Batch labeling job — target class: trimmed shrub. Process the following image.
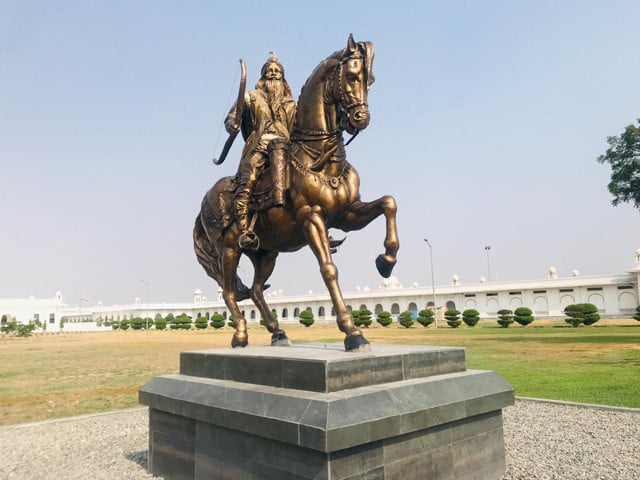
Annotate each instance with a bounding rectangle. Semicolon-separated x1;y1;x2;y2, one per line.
376;311;393;327
130;317;145;330
210;313;226;329
634;306;640;322
172;314;192;330
359;309;373;328
195;316;208;329
299;309;315;327
497;309;514;328
514;307;534;327
154;317;167;330
445;309;461;328
352;309;363;327
564;303;600;327
112;321;120;330
462;309;480;327
398;311;414;328
165;313;175;324
120;319;130;331
417;309;435;327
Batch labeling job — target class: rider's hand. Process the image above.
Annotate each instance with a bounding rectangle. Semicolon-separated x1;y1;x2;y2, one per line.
226;122;240;135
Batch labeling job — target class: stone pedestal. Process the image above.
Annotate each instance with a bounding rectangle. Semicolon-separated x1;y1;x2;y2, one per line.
139;344;514;480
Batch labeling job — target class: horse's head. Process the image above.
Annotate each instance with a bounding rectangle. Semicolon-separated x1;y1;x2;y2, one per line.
329;34;375;135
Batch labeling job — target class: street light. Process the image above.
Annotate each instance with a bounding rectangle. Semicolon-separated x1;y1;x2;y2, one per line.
424;238;438;328
141;280;149;329
484;245;492;282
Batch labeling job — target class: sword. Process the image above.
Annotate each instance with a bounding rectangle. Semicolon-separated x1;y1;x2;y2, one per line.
213;59;246;165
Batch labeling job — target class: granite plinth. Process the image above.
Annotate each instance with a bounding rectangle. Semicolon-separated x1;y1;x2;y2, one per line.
139;344;514;480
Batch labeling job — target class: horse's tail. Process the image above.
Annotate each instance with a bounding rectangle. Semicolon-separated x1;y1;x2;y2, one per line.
193;212;251;302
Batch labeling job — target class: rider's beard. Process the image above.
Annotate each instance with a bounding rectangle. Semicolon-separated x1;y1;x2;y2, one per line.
264;79;285;118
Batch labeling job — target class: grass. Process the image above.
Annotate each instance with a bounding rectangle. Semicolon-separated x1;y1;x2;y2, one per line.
0;318;638;425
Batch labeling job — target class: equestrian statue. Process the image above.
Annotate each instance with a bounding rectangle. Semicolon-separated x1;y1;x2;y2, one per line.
194;35;399;351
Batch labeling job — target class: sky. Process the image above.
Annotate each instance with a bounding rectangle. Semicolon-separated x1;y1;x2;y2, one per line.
1;1;639;307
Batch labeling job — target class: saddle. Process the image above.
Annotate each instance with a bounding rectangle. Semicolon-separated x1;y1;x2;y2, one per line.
201;164;289;243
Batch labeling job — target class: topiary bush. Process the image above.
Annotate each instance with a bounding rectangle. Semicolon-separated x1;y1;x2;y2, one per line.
462;309;480;327
195;316;208;329
398;311;414;328
514;307;534;326
299;309;315;327
564;303;600;327
172;314;192;330
120;319;130;331
497;309;514;328
445;309;461;328
351;309;363;327
210;313;226;329
154;317;167;330
130;317;145;330
417;309;435;327
634;306;640;322
359;309;373;328
376;311;393;327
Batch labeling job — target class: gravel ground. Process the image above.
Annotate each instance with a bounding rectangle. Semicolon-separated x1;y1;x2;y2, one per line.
1;399;639;479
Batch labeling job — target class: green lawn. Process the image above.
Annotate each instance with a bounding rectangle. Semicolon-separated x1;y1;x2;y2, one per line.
0;319;638;425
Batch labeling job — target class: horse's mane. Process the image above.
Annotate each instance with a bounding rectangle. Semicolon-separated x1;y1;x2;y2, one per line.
298;41;375;100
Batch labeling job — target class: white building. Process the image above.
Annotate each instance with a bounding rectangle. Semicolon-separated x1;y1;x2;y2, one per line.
3;250;640;331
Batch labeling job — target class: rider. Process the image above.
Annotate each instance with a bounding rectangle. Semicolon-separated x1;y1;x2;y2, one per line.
225;52;297;250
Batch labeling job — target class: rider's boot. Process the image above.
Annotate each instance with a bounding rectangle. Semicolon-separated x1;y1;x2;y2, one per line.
235;180;260;251
269;138;288;207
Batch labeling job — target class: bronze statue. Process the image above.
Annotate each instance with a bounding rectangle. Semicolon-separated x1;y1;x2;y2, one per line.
194;35;399;351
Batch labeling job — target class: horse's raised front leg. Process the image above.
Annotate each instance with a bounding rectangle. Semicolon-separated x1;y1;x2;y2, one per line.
221;242;248;348
246;250;291;346
301;208;370;352
341;196;399;278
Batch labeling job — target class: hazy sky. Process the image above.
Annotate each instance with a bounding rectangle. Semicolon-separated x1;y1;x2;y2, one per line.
2;1;639;307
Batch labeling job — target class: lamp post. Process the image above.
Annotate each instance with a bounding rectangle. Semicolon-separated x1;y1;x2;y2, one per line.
484;245;492;283
424;238;438;328
141;280;149;329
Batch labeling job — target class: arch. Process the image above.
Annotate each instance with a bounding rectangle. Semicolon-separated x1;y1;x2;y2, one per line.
359;304;368;311
408;302;418;312
587;293;605;312
346;305;353;312
374;304;383;314
318;306;325;317
1;314;7;324
250;310;256;319
486;299;498;314
533;296;548;315
509;297;523;308
446;301;456;310
282;308;288;318
206;312;210;320
618;292;636;311
464;299;477;309
391;303;400;314
426;301;434;309
293;307;300;317
559;295;575;310
331;306;336;316
223;311;227;319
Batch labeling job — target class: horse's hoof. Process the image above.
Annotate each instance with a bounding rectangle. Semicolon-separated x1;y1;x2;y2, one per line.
231;332;248;348
375;254;397;278
344;333;371;352
271;331;292;347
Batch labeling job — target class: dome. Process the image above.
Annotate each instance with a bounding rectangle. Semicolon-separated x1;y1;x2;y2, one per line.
193;289;203;295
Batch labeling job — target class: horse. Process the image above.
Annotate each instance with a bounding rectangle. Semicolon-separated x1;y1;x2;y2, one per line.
193;35;399;351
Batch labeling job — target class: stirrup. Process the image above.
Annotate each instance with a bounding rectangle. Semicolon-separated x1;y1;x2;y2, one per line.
239;231;260;251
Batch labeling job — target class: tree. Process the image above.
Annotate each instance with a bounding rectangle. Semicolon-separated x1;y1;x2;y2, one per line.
299;309;315;327
497;309;514;328
154;316;167;330
417;309;434;327
210;313;226;329
171;314;192;330
376;311;393;327
513;307;534;327
596;119;640;210
462;309;480;327
398;311;414;328
445;309;461;328
120;319;130;330
351;309;363;327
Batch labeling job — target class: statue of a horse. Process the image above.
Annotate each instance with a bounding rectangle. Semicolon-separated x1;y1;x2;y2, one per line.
193;35;399;351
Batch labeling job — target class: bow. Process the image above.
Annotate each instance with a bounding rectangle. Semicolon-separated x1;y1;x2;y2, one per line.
213;59;246;165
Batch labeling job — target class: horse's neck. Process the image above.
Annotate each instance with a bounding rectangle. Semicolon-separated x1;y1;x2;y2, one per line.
295;78;338;136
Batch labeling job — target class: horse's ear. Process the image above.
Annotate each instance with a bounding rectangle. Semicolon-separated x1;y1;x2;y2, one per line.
347;34;357;54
